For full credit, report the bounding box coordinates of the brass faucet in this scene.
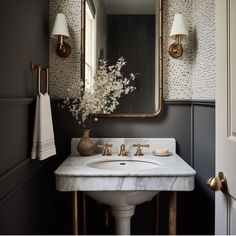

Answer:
[118,144,127,156]
[97,144,113,156]
[133,144,150,156]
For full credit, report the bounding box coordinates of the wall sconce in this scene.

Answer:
[51,13,71,58]
[169,14,188,59]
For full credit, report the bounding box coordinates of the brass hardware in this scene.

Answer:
[42,67,49,94]
[31,63,49,95]
[81,0,164,118]
[155,195,160,235]
[168,192,177,235]
[56,35,71,58]
[72,191,79,235]
[104,206,110,226]
[133,144,150,156]
[97,144,113,156]
[118,144,127,156]
[31,63,42,95]
[207,172,227,193]
[82,192,87,235]
[169,42,183,58]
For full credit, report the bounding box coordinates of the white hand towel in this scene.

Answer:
[31,93,56,160]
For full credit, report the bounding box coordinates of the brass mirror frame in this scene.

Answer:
[81,0,163,118]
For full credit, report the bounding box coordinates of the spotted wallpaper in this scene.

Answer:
[49,0,82,98]
[191,0,216,100]
[49,0,216,100]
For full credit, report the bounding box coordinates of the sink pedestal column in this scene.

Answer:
[111,206,135,235]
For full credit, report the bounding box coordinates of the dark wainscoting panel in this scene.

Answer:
[0,163,54,235]
[192,104,215,235]
[51,100,215,235]
[0,0,53,234]
[0,102,35,176]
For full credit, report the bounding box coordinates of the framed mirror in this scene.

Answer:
[81,0,163,118]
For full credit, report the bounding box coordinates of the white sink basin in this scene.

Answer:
[86,158,160,205]
[88,159,159,171]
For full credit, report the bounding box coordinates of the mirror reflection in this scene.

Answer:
[85,0,160,114]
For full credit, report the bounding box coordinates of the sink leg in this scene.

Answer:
[168,192,177,235]
[111,206,135,235]
[155,194,160,235]
[82,193,87,235]
[72,191,79,235]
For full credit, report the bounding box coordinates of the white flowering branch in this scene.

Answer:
[60,57,136,127]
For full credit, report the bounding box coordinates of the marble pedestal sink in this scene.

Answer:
[86,159,160,234]
[55,138,196,235]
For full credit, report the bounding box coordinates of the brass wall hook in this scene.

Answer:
[31,63,49,94]
[31,63,42,95]
[42,67,49,94]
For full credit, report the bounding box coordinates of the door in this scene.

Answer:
[215,0,236,234]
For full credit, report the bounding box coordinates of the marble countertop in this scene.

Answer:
[55,138,196,192]
[55,153,196,177]
[55,153,196,192]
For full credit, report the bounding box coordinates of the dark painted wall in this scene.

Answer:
[0,1,215,234]
[52,100,215,235]
[0,0,56,234]
[192,104,215,234]
[107,15,155,114]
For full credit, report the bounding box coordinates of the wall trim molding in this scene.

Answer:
[52,98,215,106]
[0,159,30,179]
[0,159,49,204]
[165,99,215,106]
[0,98,35,106]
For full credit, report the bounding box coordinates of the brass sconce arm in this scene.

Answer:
[56,35,71,58]
[169,35,183,59]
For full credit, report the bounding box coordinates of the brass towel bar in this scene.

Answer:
[31,63,49,95]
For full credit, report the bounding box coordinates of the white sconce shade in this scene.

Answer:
[170,14,188,40]
[51,13,71,58]
[51,13,70,39]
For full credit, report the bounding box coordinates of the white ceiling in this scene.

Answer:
[102,0,156,14]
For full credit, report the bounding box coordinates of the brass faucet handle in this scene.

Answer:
[118,144,127,156]
[133,144,150,156]
[97,144,113,156]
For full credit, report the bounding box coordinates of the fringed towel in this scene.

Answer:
[31,93,56,160]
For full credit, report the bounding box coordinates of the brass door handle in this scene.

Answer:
[207,172,227,193]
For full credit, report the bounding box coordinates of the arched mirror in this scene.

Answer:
[81,0,163,118]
